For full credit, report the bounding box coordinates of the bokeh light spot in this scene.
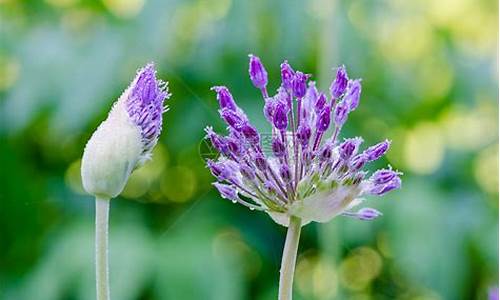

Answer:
[296,253,338,299]
[65,159,85,194]
[339,247,382,291]
[0,56,20,91]
[404,122,444,175]
[102,0,144,18]
[474,145,498,196]
[160,165,197,203]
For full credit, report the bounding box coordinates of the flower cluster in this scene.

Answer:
[205,55,401,226]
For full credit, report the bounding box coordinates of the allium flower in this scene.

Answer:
[80,63,169,300]
[204,55,401,300]
[205,56,401,227]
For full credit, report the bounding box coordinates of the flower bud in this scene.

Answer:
[334,101,349,127]
[316,105,331,133]
[280,60,295,89]
[263,98,276,123]
[344,79,361,111]
[220,108,246,131]
[279,164,292,183]
[356,208,382,220]
[371,168,400,185]
[370,176,401,195]
[330,65,348,99]
[205,126,229,155]
[273,103,288,130]
[350,154,367,171]
[339,137,363,160]
[241,123,260,145]
[240,164,256,181]
[314,93,327,113]
[319,142,333,162]
[212,86,237,111]
[254,154,268,172]
[213,182,239,202]
[296,124,312,147]
[81,63,169,199]
[249,54,268,89]
[292,71,309,98]
[364,140,390,161]
[272,137,286,158]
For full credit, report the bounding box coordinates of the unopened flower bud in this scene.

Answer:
[344,79,361,111]
[364,140,390,161]
[330,65,348,99]
[273,103,288,130]
[272,137,286,158]
[339,137,363,160]
[280,164,292,183]
[240,164,256,181]
[314,93,327,113]
[356,208,382,220]
[249,54,268,89]
[292,71,309,98]
[371,168,400,185]
[241,123,260,145]
[263,98,276,123]
[316,105,331,133]
[280,60,295,89]
[334,101,349,127]
[220,108,246,131]
[296,124,312,147]
[81,63,169,199]
[213,182,239,202]
[350,154,367,171]
[212,86,237,111]
[370,176,401,195]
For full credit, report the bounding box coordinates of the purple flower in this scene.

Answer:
[280,60,295,89]
[280,164,292,183]
[292,71,310,98]
[330,65,348,99]
[365,140,391,161]
[350,154,367,172]
[296,124,312,147]
[205,126,229,155]
[220,108,246,131]
[272,137,286,157]
[249,54,268,89]
[344,79,362,111]
[370,176,401,196]
[212,86,237,111]
[213,182,239,201]
[205,57,401,226]
[334,100,349,127]
[316,105,331,133]
[241,123,260,145]
[356,208,383,220]
[371,168,401,185]
[127,63,169,154]
[273,103,288,130]
[263,98,276,123]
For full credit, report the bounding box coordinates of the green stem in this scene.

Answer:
[95,197,110,300]
[278,216,302,300]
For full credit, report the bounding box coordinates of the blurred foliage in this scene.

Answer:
[0,0,498,299]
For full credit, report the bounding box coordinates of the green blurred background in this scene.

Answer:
[0,0,498,299]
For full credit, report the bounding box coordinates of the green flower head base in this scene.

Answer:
[206,56,401,226]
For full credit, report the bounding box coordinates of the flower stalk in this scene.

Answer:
[95,197,110,300]
[278,216,302,300]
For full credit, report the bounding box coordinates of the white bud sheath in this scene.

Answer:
[81,90,143,199]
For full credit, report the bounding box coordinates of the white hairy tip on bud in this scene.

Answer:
[81,93,143,199]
